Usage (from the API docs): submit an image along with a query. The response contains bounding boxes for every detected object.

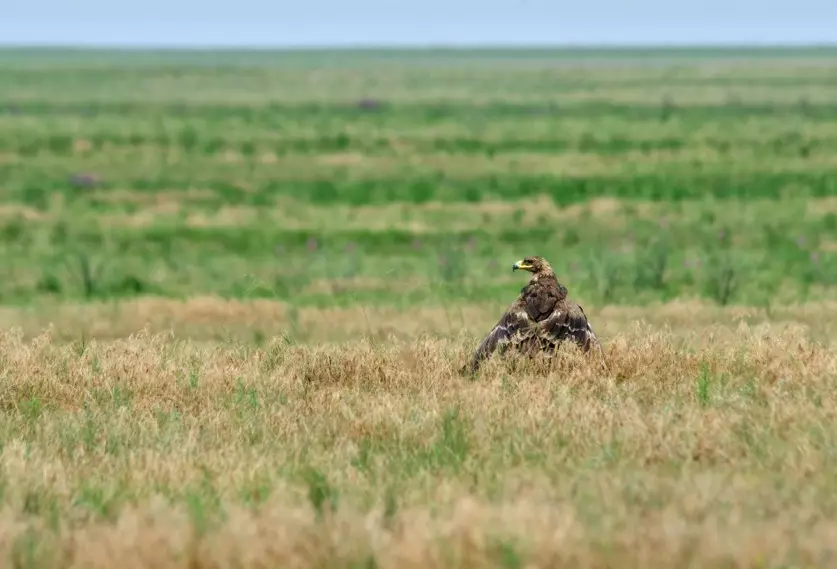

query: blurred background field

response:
[4,47,837,568]
[2,47,837,321]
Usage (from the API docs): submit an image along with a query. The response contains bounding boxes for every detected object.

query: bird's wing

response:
[576,303,600,345]
[537,302,590,343]
[538,302,607,369]
[470,301,535,371]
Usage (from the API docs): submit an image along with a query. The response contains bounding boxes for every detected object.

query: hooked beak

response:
[513,259,526,272]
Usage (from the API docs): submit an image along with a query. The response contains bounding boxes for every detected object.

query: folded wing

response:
[470,301,536,372]
[469,300,606,373]
[537,301,606,368]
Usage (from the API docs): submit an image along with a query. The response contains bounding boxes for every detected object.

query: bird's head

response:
[512,256,553,275]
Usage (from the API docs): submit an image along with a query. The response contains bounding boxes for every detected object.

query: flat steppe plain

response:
[2,47,837,567]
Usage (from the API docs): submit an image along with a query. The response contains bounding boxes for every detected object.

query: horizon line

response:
[1,41,837,51]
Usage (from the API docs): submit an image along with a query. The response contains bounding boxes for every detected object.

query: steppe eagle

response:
[468,256,605,372]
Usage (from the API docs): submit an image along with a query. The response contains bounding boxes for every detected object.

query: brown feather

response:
[468,255,606,373]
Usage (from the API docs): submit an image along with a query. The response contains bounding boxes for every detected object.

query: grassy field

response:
[2,46,837,567]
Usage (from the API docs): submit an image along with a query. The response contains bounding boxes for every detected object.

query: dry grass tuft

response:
[1,314,837,567]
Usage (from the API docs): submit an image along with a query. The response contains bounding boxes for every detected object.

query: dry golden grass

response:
[2,299,837,567]
[5,296,837,344]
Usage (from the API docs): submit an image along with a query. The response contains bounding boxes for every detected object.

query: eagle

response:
[467,256,605,373]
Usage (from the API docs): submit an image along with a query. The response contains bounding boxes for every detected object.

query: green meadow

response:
[3,47,837,568]
[1,47,837,309]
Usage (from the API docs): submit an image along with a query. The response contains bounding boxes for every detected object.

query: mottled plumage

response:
[468,256,605,372]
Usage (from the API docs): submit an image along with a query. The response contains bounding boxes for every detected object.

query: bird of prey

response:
[468,256,605,373]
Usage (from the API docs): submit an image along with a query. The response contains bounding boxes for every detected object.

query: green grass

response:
[0,46,836,308]
[3,46,837,567]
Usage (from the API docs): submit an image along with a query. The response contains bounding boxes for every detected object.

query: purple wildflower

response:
[357,99,382,111]
[69,172,101,189]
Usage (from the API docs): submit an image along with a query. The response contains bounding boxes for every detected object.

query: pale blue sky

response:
[3,0,836,47]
